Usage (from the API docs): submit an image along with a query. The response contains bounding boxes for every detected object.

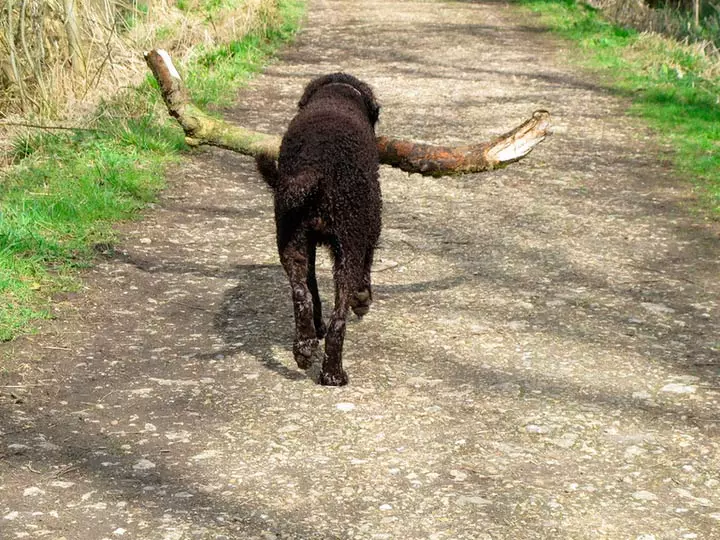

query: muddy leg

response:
[307,241,326,339]
[351,247,374,318]
[279,231,318,370]
[320,260,362,386]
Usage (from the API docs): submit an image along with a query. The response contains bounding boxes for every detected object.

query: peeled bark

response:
[145,48,551,176]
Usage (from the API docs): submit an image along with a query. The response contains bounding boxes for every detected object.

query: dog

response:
[255,73,381,386]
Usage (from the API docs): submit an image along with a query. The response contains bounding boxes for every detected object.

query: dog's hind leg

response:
[279,230,319,370]
[307,241,326,339]
[351,246,375,318]
[320,256,363,386]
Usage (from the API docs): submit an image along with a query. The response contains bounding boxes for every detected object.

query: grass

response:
[187,0,305,107]
[518,0,720,214]
[0,0,305,342]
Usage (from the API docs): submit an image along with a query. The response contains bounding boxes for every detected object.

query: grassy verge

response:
[518,0,720,215]
[0,0,305,342]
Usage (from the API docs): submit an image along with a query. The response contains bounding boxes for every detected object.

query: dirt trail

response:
[2,1,719,538]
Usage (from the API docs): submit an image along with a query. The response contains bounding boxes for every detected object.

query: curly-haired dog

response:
[256,73,381,386]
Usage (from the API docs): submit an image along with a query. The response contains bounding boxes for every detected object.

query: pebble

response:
[641,302,675,314]
[23,487,45,497]
[632,490,658,501]
[132,458,156,470]
[336,402,356,411]
[50,481,75,489]
[379,504,392,511]
[456,495,491,506]
[191,450,219,460]
[660,383,696,394]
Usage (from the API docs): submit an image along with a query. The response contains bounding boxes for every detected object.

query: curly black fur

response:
[256,73,382,386]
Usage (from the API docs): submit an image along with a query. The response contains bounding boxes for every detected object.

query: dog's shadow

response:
[212,263,322,382]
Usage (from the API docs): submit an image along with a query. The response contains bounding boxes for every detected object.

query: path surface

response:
[2,1,720,538]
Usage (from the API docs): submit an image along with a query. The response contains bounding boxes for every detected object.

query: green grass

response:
[0,0,305,342]
[519,0,720,214]
[187,0,305,107]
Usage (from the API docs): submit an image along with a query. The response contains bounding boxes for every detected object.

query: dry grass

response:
[585,0,720,54]
[0,0,281,120]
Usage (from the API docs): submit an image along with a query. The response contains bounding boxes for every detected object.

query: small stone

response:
[36,441,60,451]
[449,470,467,481]
[23,487,45,497]
[632,491,658,501]
[139,237,152,244]
[660,383,696,394]
[4,511,19,520]
[132,458,156,470]
[457,495,491,506]
[50,481,75,489]
[191,450,219,461]
[551,433,578,449]
[336,403,355,411]
[624,446,646,460]
[7,444,30,452]
[113,529,127,536]
[525,424,549,434]
[379,504,392,511]
[636,536,656,540]
[641,302,675,314]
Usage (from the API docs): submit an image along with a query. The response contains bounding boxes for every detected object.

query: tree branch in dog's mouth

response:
[144,49,551,177]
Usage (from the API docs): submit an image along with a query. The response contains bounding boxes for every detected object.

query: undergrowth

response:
[0,0,305,342]
[519,0,720,215]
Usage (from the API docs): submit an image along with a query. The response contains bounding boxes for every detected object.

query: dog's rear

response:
[256,73,381,386]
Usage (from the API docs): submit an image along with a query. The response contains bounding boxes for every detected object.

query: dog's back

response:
[266,77,381,240]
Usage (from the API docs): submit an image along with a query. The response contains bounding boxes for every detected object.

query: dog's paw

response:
[293,338,319,370]
[350,289,371,317]
[319,368,349,386]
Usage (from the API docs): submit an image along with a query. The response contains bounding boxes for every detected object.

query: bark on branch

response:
[145,49,551,176]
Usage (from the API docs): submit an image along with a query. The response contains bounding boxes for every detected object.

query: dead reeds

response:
[0,0,281,119]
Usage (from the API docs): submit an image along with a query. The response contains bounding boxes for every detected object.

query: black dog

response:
[256,73,381,386]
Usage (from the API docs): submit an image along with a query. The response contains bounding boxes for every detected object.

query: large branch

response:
[145,49,551,176]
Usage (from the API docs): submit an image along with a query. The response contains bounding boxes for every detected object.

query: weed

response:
[0,0,305,342]
[520,0,720,213]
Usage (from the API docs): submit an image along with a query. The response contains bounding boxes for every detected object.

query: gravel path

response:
[2,1,719,538]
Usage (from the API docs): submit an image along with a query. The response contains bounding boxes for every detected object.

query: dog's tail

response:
[255,152,319,211]
[255,152,279,190]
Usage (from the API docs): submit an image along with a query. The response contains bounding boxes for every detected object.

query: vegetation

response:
[597,0,720,50]
[0,0,305,341]
[519,0,720,214]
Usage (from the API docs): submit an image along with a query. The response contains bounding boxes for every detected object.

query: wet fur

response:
[255,73,382,386]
